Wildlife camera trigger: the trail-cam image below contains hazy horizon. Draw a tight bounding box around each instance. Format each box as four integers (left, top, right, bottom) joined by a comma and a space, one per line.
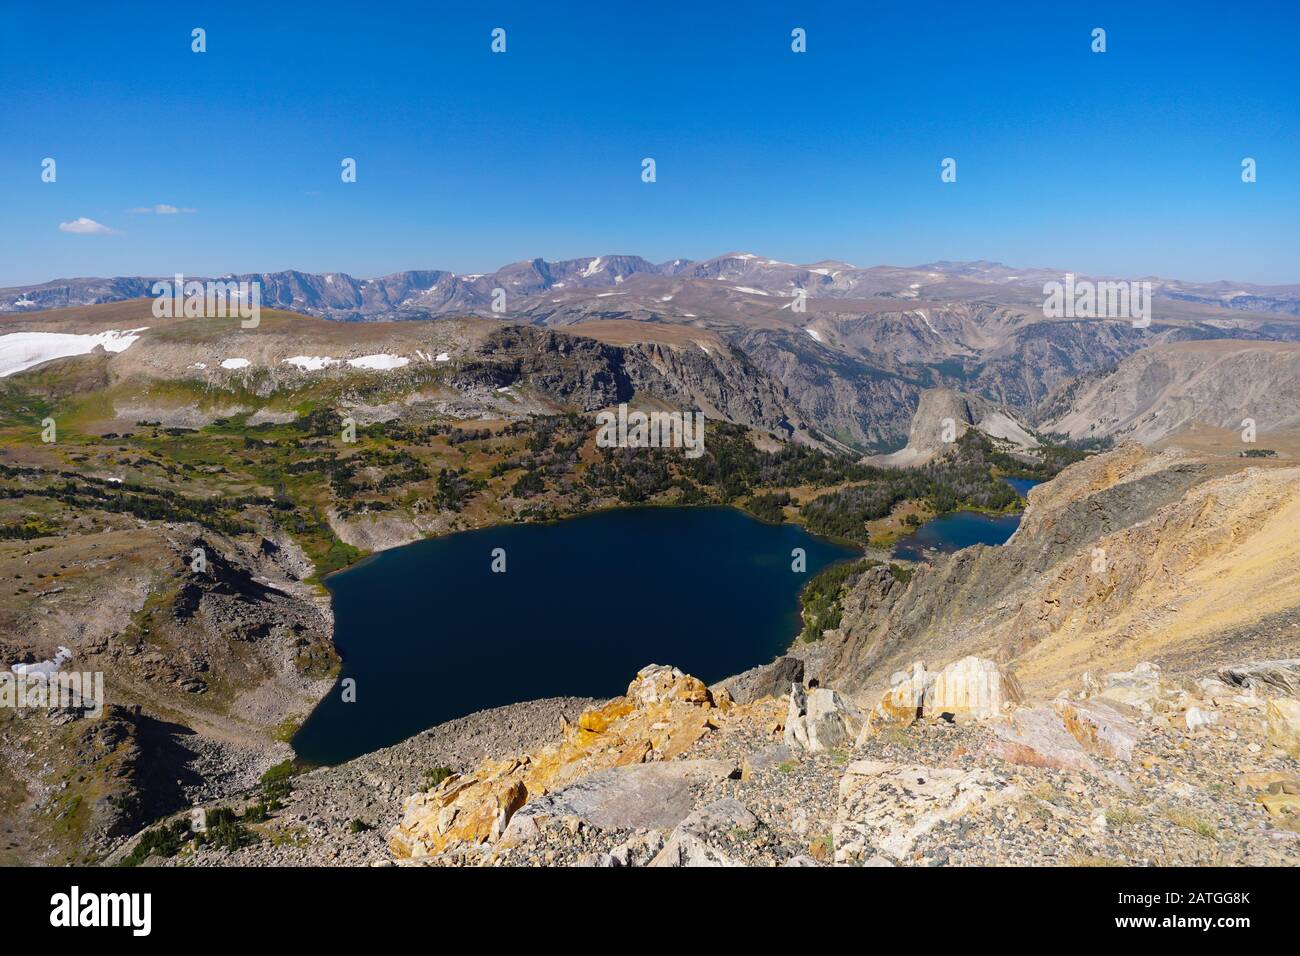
4, 251, 1298, 292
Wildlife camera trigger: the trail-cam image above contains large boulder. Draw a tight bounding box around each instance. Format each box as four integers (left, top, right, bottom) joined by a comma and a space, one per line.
713, 656, 805, 706
785, 684, 864, 753
1266, 698, 1300, 758
1089, 661, 1181, 712
989, 705, 1098, 773
1219, 660, 1300, 696
861, 656, 1022, 739
928, 656, 1024, 719
1053, 697, 1141, 762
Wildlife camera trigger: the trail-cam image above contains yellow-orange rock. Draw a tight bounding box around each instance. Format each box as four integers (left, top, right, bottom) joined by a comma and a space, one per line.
388, 664, 774, 859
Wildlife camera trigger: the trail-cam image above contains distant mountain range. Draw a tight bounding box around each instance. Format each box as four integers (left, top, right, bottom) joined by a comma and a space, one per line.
6, 255, 1300, 453
5, 254, 1300, 322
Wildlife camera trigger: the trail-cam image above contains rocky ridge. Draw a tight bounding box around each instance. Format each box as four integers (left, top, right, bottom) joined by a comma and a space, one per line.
137, 653, 1300, 867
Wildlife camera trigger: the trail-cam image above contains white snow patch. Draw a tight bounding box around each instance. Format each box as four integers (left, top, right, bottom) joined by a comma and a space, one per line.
682, 313, 697, 318
347, 354, 409, 370
731, 286, 770, 296
581, 256, 604, 277
596, 292, 626, 298
660, 295, 674, 302
913, 309, 939, 335
0, 328, 147, 378
189, 362, 207, 370
805, 327, 824, 343
220, 358, 251, 370
12, 646, 72, 678
435, 352, 450, 362
809, 268, 831, 276
283, 356, 337, 371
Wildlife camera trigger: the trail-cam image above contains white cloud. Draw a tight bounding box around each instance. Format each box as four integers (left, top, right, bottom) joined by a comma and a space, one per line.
128, 204, 196, 214
58, 217, 118, 235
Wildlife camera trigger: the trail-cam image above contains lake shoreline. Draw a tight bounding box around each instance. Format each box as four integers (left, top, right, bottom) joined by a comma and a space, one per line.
297, 479, 1042, 766
294, 504, 855, 766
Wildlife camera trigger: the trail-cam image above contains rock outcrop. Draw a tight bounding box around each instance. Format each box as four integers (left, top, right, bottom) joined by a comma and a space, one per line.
388, 665, 781, 860
872, 387, 1039, 467
861, 657, 1023, 736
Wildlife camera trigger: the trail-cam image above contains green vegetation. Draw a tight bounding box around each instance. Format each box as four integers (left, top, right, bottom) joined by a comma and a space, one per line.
797, 558, 911, 642
0, 516, 61, 540
1239, 448, 1277, 458
0, 367, 1092, 616
743, 491, 792, 523
1166, 809, 1219, 841
202, 807, 259, 852
799, 432, 1028, 544
422, 766, 454, 791
120, 806, 260, 866
260, 760, 299, 805
120, 818, 193, 867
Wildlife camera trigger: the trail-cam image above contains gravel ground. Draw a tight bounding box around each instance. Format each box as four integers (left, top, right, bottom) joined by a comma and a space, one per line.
133, 696, 595, 866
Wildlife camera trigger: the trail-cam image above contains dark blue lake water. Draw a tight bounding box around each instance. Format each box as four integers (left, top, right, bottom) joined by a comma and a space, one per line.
293, 506, 855, 765
891, 478, 1042, 563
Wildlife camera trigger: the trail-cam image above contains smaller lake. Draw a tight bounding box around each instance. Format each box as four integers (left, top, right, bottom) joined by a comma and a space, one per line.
293, 506, 855, 766
891, 478, 1042, 562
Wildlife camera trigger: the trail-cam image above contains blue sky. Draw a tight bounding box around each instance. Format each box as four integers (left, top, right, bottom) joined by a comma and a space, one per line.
1, 1, 1297, 286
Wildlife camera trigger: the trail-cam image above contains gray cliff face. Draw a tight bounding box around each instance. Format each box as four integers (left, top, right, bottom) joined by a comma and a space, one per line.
454, 325, 814, 444
1043, 340, 1300, 444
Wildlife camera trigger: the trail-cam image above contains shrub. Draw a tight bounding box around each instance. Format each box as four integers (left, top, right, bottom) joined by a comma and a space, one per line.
422, 767, 454, 791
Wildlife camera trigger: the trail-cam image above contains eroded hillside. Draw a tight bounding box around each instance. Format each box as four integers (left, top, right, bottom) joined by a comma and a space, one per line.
817, 442, 1300, 698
